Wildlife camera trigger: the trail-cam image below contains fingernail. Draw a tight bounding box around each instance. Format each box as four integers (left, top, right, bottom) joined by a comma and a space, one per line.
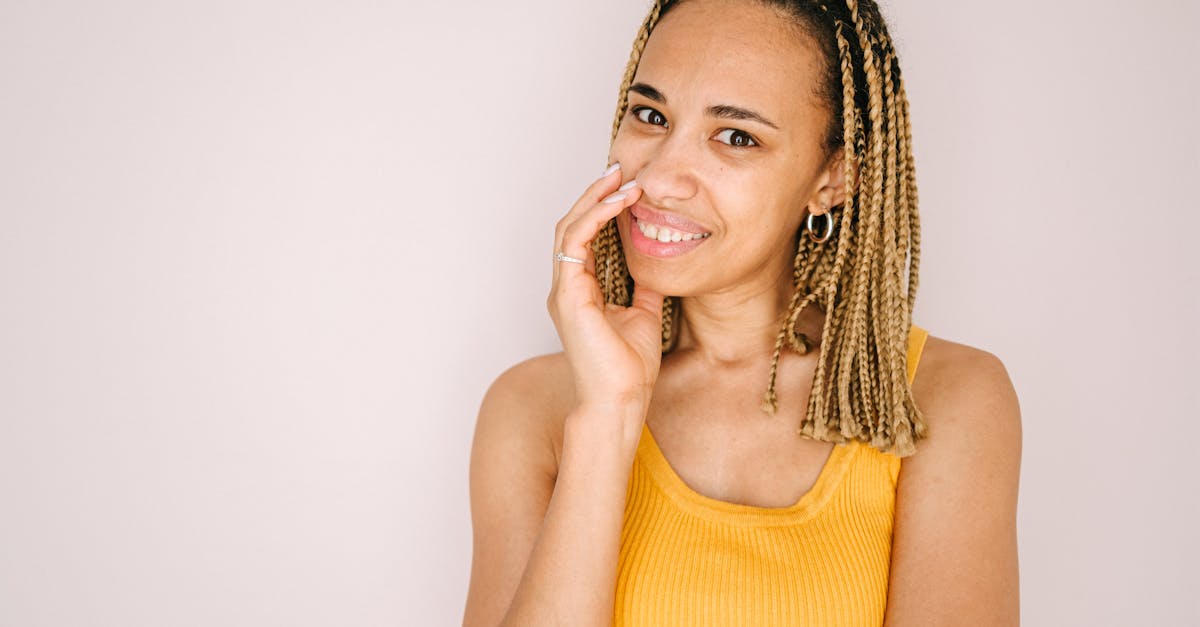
602, 191, 628, 204
603, 162, 621, 177
618, 179, 638, 191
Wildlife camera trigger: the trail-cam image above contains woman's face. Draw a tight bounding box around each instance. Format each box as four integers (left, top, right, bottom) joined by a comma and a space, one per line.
610, 0, 842, 298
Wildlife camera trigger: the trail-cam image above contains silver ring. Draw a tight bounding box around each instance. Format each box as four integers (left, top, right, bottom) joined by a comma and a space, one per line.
554, 251, 585, 265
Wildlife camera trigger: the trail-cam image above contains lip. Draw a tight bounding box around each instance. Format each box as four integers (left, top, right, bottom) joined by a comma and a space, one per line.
628, 214, 711, 258
629, 202, 712, 235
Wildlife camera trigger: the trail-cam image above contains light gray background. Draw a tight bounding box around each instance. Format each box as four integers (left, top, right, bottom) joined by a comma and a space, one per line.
1, 1, 1196, 625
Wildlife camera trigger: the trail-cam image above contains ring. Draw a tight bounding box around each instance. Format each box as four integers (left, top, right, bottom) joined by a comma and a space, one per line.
554, 251, 585, 265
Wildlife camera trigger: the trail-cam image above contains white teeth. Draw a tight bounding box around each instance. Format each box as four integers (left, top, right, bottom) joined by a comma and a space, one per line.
635, 217, 710, 243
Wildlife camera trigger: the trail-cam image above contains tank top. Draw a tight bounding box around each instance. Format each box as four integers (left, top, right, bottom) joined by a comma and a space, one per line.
612, 324, 930, 626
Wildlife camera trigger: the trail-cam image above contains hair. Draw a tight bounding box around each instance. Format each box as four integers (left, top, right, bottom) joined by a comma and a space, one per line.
591, 0, 925, 457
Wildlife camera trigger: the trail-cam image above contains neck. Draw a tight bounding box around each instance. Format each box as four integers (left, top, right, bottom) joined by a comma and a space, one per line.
672, 254, 820, 366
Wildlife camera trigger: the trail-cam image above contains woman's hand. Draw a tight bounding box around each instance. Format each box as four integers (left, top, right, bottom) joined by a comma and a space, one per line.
547, 163, 665, 419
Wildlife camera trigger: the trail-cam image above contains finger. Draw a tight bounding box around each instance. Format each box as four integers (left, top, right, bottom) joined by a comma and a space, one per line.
552, 162, 624, 287
553, 163, 629, 254
629, 279, 665, 318
553, 183, 641, 291
584, 240, 597, 275
549, 184, 641, 334
560, 184, 641, 264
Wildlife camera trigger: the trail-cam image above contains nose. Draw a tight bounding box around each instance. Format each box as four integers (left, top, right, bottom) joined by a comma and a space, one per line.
632, 127, 700, 205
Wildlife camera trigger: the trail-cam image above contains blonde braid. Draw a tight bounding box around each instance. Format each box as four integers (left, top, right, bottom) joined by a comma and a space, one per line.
603, 0, 926, 456
879, 46, 910, 449
837, 0, 885, 444
795, 18, 862, 443
897, 57, 921, 444
898, 76, 922, 322
593, 1, 675, 347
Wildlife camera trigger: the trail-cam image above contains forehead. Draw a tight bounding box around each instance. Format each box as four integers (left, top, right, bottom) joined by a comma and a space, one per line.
634, 0, 824, 122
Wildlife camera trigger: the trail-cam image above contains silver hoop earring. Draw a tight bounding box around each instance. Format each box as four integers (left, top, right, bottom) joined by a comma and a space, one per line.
805, 211, 834, 244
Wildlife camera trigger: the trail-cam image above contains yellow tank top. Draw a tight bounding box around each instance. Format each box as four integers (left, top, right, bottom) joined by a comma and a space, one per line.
613, 324, 930, 626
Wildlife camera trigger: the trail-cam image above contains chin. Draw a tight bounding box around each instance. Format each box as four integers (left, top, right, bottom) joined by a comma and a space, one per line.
627, 263, 682, 299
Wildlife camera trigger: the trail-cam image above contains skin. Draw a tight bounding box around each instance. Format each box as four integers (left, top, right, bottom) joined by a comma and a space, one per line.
464, 1, 1022, 625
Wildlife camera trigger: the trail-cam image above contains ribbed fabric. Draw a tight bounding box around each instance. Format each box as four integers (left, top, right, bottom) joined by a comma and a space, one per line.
613, 324, 930, 626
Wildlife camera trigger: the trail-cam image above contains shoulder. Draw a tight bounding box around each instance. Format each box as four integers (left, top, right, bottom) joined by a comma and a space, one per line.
883, 333, 1022, 624
482, 350, 576, 425
463, 353, 576, 625
909, 333, 1022, 461
482, 351, 576, 418
474, 351, 576, 474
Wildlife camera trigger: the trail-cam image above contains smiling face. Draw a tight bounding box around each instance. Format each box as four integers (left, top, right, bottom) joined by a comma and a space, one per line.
610, 0, 842, 298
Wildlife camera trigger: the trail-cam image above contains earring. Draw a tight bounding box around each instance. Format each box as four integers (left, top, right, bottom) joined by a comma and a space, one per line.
805, 206, 835, 244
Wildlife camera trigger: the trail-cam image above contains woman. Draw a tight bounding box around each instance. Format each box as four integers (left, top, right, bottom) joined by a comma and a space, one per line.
465, 0, 1022, 625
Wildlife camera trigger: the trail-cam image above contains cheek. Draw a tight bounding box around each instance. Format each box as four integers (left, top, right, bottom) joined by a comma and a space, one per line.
608, 125, 655, 171
608, 121, 629, 151
719, 193, 801, 246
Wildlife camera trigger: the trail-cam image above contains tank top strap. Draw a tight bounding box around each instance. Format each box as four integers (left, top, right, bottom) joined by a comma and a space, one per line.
906, 323, 930, 385
880, 322, 930, 483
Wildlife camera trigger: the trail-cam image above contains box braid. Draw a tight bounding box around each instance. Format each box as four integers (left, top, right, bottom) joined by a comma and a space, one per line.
592, 0, 925, 456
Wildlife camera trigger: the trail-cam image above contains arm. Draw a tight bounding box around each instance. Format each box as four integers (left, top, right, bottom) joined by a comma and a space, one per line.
464, 162, 661, 626
883, 349, 1023, 626
462, 359, 643, 627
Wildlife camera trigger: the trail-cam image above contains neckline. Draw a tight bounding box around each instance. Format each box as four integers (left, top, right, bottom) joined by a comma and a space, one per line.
631, 321, 926, 527
635, 422, 858, 527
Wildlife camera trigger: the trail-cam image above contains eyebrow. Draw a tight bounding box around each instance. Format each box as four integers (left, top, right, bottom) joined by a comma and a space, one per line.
628, 81, 780, 130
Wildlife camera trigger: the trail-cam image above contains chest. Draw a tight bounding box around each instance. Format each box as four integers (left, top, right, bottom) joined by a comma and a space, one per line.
644, 416, 836, 510
644, 359, 837, 510
614, 415, 896, 627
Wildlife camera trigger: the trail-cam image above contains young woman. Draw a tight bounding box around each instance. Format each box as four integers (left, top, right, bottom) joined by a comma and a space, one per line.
464, 1, 1022, 625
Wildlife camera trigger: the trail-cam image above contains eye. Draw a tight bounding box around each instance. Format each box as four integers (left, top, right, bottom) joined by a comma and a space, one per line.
714, 128, 758, 148
632, 106, 668, 128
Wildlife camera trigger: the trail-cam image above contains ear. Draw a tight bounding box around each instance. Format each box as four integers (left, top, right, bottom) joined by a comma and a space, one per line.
807, 148, 857, 216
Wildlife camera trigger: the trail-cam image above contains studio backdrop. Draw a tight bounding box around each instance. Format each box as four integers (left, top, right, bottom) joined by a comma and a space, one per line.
0, 1, 1196, 625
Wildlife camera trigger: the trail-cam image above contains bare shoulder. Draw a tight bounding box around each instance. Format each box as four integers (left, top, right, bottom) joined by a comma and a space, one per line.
884, 333, 1022, 625
910, 334, 1022, 458
463, 352, 576, 626
474, 351, 577, 477
482, 351, 575, 411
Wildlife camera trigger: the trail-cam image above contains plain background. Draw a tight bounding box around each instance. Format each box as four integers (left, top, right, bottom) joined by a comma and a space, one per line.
1, 1, 1197, 625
